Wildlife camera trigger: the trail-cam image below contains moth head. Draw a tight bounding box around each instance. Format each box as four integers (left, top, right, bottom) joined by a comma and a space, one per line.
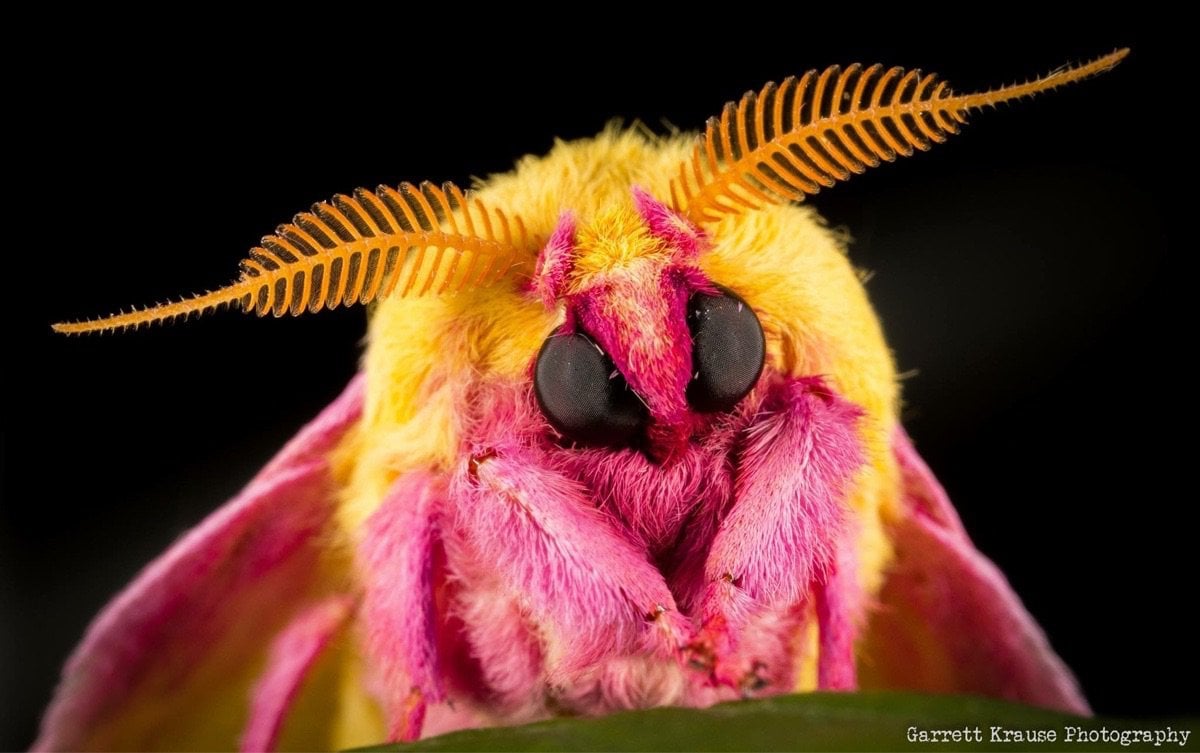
54, 50, 1127, 456
531, 189, 764, 458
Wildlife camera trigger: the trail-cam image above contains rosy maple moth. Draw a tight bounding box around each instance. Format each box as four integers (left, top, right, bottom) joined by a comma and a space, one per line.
40, 50, 1126, 752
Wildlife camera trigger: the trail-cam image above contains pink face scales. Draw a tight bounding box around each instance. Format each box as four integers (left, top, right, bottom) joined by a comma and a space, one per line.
533, 191, 764, 463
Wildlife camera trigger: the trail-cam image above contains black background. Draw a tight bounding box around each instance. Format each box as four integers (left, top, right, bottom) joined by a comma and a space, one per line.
4, 18, 1194, 749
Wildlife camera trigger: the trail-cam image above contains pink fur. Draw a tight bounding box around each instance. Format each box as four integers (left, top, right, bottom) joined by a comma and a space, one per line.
865, 430, 1090, 715
631, 187, 707, 259
574, 270, 697, 460
704, 377, 862, 613
560, 432, 735, 554
448, 442, 690, 683
678, 377, 864, 690
533, 212, 576, 308
241, 596, 354, 753
816, 534, 860, 691
35, 377, 363, 752
440, 570, 544, 713
547, 196, 722, 461
359, 472, 446, 741
427, 369, 865, 709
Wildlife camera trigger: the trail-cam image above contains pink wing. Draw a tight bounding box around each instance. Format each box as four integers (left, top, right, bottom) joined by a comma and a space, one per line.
859, 428, 1090, 714
35, 377, 365, 752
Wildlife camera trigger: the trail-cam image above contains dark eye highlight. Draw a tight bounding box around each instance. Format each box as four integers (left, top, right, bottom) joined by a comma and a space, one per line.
686, 288, 765, 413
534, 331, 647, 447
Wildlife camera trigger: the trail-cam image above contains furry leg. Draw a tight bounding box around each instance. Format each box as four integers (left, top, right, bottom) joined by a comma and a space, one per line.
691, 377, 864, 689
449, 443, 690, 685
358, 471, 444, 742
443, 534, 546, 715
816, 535, 859, 690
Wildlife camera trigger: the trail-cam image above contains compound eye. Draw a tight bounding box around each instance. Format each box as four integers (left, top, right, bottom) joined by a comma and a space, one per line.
686, 288, 765, 413
534, 331, 647, 447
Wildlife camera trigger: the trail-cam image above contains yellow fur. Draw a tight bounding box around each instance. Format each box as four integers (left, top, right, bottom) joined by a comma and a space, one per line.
331, 129, 901, 745
573, 205, 671, 283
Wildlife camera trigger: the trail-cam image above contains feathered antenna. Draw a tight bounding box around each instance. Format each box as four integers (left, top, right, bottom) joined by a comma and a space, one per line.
672, 50, 1128, 224
53, 182, 535, 335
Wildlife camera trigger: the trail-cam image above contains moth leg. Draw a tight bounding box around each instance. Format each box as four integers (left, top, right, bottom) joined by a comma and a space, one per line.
450, 443, 691, 685
689, 376, 865, 691
449, 576, 545, 714
815, 534, 860, 690
358, 471, 445, 742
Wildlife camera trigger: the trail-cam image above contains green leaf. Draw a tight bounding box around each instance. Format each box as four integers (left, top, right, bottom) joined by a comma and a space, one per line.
349, 692, 1197, 752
